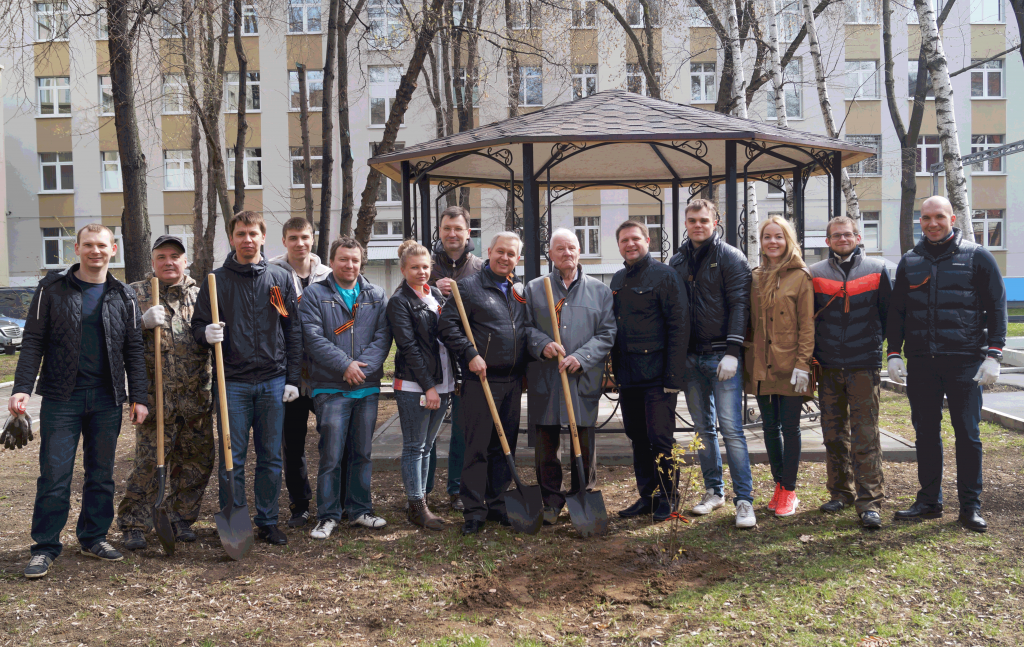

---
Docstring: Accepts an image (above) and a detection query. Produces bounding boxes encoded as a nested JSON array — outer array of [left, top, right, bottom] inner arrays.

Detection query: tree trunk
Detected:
[[336, 0, 366, 236], [724, 0, 759, 262], [232, 0, 247, 215], [767, 0, 796, 222], [296, 64, 314, 225], [1010, 0, 1024, 70], [318, 0, 340, 258]]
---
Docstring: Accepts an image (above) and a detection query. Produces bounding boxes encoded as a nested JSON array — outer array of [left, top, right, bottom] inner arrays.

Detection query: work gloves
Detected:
[[204, 322, 226, 345], [790, 368, 810, 393], [887, 356, 907, 384], [1, 413, 33, 450], [142, 305, 166, 330], [282, 385, 300, 403], [717, 355, 738, 382], [973, 357, 1000, 386]]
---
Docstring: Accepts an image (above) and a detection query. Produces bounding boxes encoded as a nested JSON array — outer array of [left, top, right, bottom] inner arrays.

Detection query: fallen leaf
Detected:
[[799, 535, 812, 543]]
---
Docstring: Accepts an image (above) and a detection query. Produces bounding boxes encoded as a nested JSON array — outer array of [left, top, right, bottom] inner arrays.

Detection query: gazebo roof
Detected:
[[369, 89, 875, 187]]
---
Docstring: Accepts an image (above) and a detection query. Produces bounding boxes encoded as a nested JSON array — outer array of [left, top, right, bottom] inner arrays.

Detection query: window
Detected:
[[845, 60, 879, 99], [289, 70, 324, 111], [164, 150, 194, 190], [161, 0, 187, 37], [572, 65, 597, 99], [231, 1, 258, 34], [225, 72, 261, 111], [368, 0, 402, 48], [626, 63, 661, 97], [847, 135, 881, 175], [685, 0, 711, 25], [225, 147, 262, 189], [970, 134, 1005, 173], [99, 75, 113, 115], [372, 220, 403, 238], [571, 0, 596, 27], [908, 60, 935, 97], [36, 2, 70, 40], [457, 67, 480, 106], [970, 0, 1003, 22], [690, 62, 716, 103], [574, 216, 600, 256], [629, 215, 663, 255], [767, 58, 802, 119], [290, 146, 323, 187], [861, 211, 880, 249], [42, 227, 76, 267], [916, 135, 940, 174], [512, 66, 543, 106], [972, 209, 1004, 248], [101, 151, 121, 191], [166, 225, 195, 259], [510, 0, 539, 29], [289, 0, 321, 33], [778, 0, 802, 41], [39, 152, 73, 192], [766, 181, 784, 197], [625, 0, 659, 27], [369, 65, 403, 124], [970, 59, 1003, 98], [845, 0, 878, 23], [37, 77, 70, 115], [371, 142, 404, 202], [163, 74, 188, 114], [98, 2, 108, 38]]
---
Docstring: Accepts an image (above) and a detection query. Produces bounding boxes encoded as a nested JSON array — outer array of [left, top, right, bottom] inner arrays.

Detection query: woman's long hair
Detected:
[[757, 215, 805, 309]]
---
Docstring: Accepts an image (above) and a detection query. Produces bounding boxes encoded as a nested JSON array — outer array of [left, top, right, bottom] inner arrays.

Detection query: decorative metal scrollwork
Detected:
[[411, 156, 439, 176], [759, 173, 787, 193], [437, 179, 460, 197], [737, 208, 748, 258], [482, 147, 514, 169], [549, 142, 589, 166], [633, 183, 662, 199], [667, 140, 709, 159], [688, 181, 709, 200]]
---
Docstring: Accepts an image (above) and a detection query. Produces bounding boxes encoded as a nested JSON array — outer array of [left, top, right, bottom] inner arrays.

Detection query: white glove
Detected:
[[887, 356, 907, 384], [790, 368, 810, 393], [282, 385, 300, 402], [973, 357, 1000, 386], [142, 305, 166, 330], [664, 388, 680, 394], [204, 322, 226, 345], [717, 355, 738, 382]]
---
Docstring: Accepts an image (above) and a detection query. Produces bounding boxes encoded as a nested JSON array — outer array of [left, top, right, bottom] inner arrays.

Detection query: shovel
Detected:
[[542, 277, 609, 538], [208, 273, 254, 560], [450, 281, 542, 535], [151, 278, 176, 555]]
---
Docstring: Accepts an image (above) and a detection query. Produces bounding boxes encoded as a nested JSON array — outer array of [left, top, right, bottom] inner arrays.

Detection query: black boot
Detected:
[[894, 501, 943, 521], [618, 497, 655, 518], [958, 508, 987, 533]]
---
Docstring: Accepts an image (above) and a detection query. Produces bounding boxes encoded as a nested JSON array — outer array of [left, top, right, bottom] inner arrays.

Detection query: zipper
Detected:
[[505, 291, 517, 378], [37, 287, 44, 319], [483, 333, 492, 363]]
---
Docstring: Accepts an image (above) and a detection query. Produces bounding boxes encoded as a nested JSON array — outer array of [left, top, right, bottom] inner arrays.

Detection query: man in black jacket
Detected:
[[10, 224, 148, 579], [192, 211, 303, 546], [668, 200, 755, 529], [438, 232, 528, 535], [887, 196, 1007, 533], [612, 220, 689, 522]]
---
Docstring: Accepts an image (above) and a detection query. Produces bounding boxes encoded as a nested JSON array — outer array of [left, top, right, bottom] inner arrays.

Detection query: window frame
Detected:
[[625, 0, 659, 27], [165, 225, 195, 259], [970, 59, 1003, 99], [571, 0, 596, 27], [101, 150, 122, 192], [98, 75, 114, 115], [225, 147, 263, 190], [970, 134, 1005, 174], [369, 65, 404, 125], [288, 0, 321, 33], [372, 219, 404, 238], [97, 2, 108, 39], [289, 69, 324, 112], [456, 67, 481, 107], [908, 60, 935, 98], [625, 62, 662, 97], [231, 1, 259, 34], [861, 210, 880, 250], [290, 146, 324, 188], [767, 57, 803, 120], [846, 135, 882, 175], [972, 209, 1005, 249], [513, 66, 543, 107], [690, 61, 716, 103], [39, 152, 74, 193], [367, 0, 403, 48], [162, 74, 189, 114], [574, 216, 601, 257], [37, 76, 71, 116], [572, 64, 597, 100], [845, 0, 878, 23], [915, 134, 941, 175], [41, 227, 77, 269], [163, 149, 195, 191], [510, 0, 539, 30], [778, 0, 803, 42], [35, 2, 70, 41], [844, 60, 879, 100], [969, 0, 1004, 23], [225, 71, 261, 112]]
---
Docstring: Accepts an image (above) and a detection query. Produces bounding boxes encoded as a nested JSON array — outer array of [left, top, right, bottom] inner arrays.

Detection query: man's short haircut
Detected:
[[76, 223, 114, 244], [489, 231, 523, 252], [685, 198, 718, 221], [282, 216, 314, 238], [549, 228, 579, 247], [228, 210, 266, 236], [440, 205, 471, 227], [616, 219, 649, 241], [330, 235, 366, 264], [825, 215, 861, 238]]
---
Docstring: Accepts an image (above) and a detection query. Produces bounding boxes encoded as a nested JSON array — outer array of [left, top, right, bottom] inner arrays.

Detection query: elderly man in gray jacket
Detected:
[[524, 228, 617, 525]]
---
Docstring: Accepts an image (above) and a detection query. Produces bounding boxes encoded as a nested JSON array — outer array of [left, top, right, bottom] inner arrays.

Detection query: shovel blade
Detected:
[[214, 503, 254, 561], [566, 489, 610, 538], [506, 484, 544, 535], [152, 465, 175, 555]]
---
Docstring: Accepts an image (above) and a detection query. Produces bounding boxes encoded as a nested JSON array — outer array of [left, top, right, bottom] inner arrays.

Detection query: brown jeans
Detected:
[[818, 368, 884, 513], [534, 425, 597, 510]]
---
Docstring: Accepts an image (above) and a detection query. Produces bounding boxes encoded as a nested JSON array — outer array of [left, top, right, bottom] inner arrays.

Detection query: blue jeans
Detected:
[[32, 387, 122, 558], [907, 357, 985, 509], [217, 376, 286, 528], [426, 393, 466, 496], [397, 391, 451, 500], [314, 392, 379, 520], [684, 352, 753, 504]]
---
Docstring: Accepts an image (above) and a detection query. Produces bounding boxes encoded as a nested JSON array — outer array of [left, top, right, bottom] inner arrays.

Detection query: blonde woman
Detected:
[[745, 216, 814, 517]]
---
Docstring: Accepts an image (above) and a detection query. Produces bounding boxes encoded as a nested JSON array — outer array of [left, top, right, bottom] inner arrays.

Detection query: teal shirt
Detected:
[[335, 279, 360, 311], [315, 279, 377, 399]]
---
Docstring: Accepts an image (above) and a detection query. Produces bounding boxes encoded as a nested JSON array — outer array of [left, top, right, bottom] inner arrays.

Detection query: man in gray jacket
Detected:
[[524, 229, 616, 524]]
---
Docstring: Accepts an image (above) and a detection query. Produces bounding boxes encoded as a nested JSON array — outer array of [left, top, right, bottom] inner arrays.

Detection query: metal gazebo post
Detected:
[[725, 140, 738, 247], [831, 151, 842, 220], [522, 143, 541, 281], [418, 173, 431, 247], [671, 178, 680, 253], [401, 161, 412, 239]]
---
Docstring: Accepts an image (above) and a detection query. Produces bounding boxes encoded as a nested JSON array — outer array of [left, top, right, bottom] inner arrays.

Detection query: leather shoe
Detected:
[[450, 494, 465, 512], [894, 501, 943, 521], [172, 521, 197, 542], [618, 497, 655, 518], [652, 498, 675, 522], [958, 508, 987, 533], [257, 524, 288, 545], [860, 510, 882, 529], [819, 500, 846, 513], [462, 519, 485, 535], [485, 509, 510, 526]]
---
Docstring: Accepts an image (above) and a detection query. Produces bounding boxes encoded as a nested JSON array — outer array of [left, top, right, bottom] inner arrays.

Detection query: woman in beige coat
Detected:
[[744, 216, 814, 518]]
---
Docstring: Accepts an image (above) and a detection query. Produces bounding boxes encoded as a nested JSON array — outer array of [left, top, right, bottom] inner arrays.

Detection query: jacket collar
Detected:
[[57, 264, 123, 291], [223, 250, 267, 275], [435, 245, 476, 271], [482, 262, 515, 286], [549, 265, 584, 292], [828, 246, 862, 271], [913, 227, 962, 260], [400, 280, 436, 300], [624, 252, 652, 276], [268, 252, 329, 277]]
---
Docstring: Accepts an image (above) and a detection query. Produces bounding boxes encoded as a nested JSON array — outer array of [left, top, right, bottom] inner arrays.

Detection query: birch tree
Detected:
[[337, 0, 368, 237], [725, 0, 759, 262], [767, 0, 794, 219]]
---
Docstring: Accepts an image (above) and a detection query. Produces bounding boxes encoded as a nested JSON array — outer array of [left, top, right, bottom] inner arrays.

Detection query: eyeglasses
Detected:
[[829, 232, 858, 240]]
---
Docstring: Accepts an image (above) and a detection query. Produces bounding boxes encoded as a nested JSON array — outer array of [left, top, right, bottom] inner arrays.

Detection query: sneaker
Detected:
[[310, 519, 338, 540], [819, 500, 847, 514], [691, 489, 725, 516], [735, 500, 757, 529], [81, 541, 124, 561], [288, 509, 311, 529], [775, 489, 799, 517], [767, 483, 783, 512], [172, 521, 197, 542], [257, 524, 288, 545], [122, 529, 147, 551], [352, 513, 387, 529], [24, 554, 53, 579]]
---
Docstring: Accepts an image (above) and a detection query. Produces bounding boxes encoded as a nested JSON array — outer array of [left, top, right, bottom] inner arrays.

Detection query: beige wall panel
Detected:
[[844, 101, 881, 133], [163, 191, 196, 216], [290, 189, 322, 214], [164, 214, 194, 226], [98, 117, 118, 150], [908, 28, 921, 55], [225, 114, 261, 147], [849, 177, 882, 200], [971, 100, 1005, 132], [159, 40, 186, 70], [225, 36, 261, 71], [570, 30, 599, 63], [245, 190, 264, 214], [287, 35, 324, 69], [36, 118, 72, 152], [972, 176, 1005, 209], [971, 25, 1005, 58], [100, 216, 122, 228], [39, 194, 75, 219], [908, 101, 937, 132], [33, 42, 70, 76], [97, 42, 110, 75], [990, 251, 1007, 274], [100, 194, 125, 216], [161, 115, 192, 149], [39, 217, 68, 228], [690, 28, 718, 62], [845, 25, 880, 59], [519, 51, 543, 66], [915, 178, 944, 199], [858, 199, 882, 212], [573, 189, 601, 220], [288, 112, 323, 146], [624, 30, 662, 64]]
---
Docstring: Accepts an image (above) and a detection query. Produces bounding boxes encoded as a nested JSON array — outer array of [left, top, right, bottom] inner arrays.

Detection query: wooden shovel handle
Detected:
[[543, 277, 583, 460], [449, 281, 513, 457], [151, 277, 165, 468], [208, 273, 233, 472]]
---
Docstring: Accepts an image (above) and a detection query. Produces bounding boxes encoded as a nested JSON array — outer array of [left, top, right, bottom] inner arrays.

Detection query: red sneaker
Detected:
[[775, 488, 799, 517], [767, 482, 783, 512]]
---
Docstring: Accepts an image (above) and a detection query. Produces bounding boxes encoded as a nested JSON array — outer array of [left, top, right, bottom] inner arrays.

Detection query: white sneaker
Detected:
[[691, 489, 726, 516], [351, 513, 387, 529], [735, 500, 757, 529], [310, 519, 337, 540]]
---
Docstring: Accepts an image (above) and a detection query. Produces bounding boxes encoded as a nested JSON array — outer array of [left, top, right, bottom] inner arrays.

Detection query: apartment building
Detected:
[[1, 0, 1021, 292]]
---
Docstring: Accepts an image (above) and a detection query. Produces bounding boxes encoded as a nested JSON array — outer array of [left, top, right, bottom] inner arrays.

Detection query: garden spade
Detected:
[[543, 277, 609, 538], [450, 281, 542, 535], [151, 277, 176, 556], [208, 273, 254, 560]]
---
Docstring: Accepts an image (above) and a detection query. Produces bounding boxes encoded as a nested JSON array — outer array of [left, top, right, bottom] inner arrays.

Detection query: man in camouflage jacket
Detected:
[[117, 235, 215, 549]]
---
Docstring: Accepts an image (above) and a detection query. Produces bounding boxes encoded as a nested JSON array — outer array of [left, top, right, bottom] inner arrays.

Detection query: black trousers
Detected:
[[459, 379, 521, 522], [620, 386, 677, 500], [282, 395, 314, 512], [534, 425, 597, 510]]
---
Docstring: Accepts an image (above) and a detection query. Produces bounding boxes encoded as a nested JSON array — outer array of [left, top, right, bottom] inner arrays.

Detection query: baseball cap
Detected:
[[152, 234, 187, 253]]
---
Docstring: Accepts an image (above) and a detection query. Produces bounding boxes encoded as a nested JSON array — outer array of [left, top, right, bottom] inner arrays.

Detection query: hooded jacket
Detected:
[[267, 253, 333, 302]]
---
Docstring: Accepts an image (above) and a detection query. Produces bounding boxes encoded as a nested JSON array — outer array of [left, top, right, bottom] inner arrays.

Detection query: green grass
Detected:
[[0, 353, 17, 383]]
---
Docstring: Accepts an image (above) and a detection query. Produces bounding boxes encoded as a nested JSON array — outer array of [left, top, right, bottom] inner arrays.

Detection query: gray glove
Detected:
[[142, 305, 166, 330], [1, 413, 34, 450]]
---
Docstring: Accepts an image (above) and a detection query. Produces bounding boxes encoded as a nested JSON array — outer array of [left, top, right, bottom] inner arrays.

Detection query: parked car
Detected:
[[0, 317, 24, 355]]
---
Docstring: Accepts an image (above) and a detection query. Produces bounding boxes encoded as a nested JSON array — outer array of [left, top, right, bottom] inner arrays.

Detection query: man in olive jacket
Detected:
[[524, 229, 616, 524]]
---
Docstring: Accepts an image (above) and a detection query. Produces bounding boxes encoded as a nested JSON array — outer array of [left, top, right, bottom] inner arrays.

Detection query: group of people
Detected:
[[8, 194, 1006, 580]]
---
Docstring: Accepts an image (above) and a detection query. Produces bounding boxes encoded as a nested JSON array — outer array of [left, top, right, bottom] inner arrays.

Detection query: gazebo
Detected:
[[368, 89, 874, 281]]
